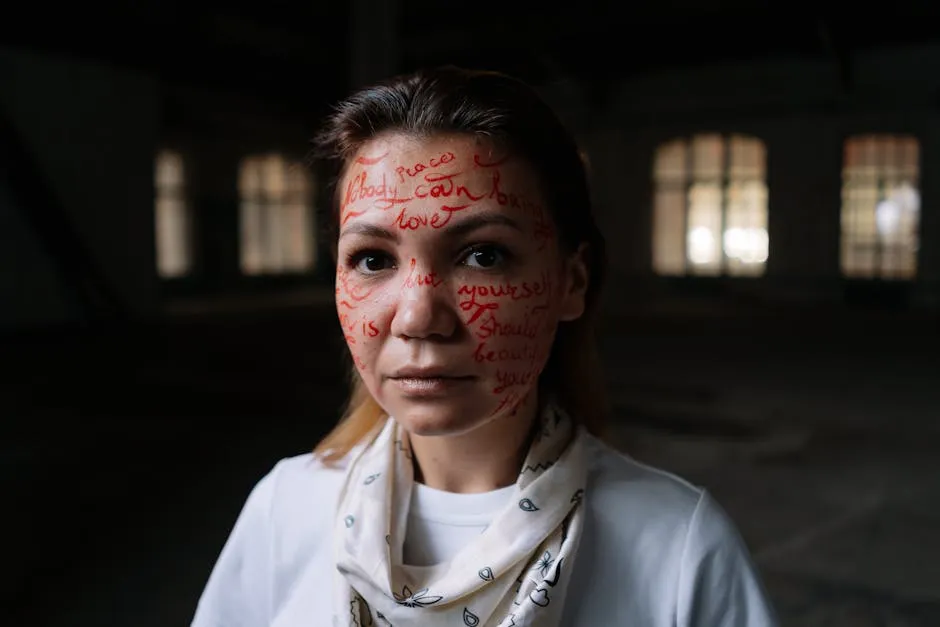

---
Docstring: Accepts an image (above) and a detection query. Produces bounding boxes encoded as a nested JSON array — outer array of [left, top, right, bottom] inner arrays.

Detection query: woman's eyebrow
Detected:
[[339, 222, 399, 242], [444, 212, 522, 238], [339, 211, 522, 241]]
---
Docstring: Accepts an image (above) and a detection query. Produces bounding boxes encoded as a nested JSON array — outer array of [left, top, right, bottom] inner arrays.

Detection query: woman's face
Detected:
[[335, 132, 588, 437]]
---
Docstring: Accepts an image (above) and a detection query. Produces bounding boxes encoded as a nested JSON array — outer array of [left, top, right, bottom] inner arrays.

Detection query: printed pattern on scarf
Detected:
[[333, 404, 587, 626]]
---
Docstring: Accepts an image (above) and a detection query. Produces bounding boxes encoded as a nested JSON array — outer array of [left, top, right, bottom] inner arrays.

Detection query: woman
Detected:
[[191, 66, 778, 626]]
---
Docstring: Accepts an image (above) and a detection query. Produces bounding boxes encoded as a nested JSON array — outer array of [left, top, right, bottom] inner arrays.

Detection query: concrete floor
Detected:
[[6, 305, 939, 626]]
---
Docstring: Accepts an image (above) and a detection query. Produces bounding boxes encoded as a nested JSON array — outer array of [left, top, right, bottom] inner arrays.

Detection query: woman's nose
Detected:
[[389, 262, 459, 340]]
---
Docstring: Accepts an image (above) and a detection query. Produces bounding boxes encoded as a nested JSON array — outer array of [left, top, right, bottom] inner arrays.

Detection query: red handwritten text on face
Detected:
[[484, 170, 555, 249], [336, 267, 375, 307], [493, 365, 545, 394], [476, 305, 547, 340], [341, 172, 411, 223], [456, 272, 552, 325], [340, 141, 565, 415], [355, 151, 388, 165], [404, 258, 444, 288], [396, 151, 456, 182], [394, 204, 470, 230], [457, 274, 551, 303], [413, 172, 484, 201], [473, 341, 541, 364]]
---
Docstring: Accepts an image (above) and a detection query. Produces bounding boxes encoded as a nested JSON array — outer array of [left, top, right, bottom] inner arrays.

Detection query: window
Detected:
[[154, 150, 192, 278], [652, 134, 769, 277], [841, 135, 920, 279], [238, 154, 316, 275]]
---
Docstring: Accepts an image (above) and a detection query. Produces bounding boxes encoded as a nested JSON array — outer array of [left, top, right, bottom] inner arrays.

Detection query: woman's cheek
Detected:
[[458, 271, 557, 414], [335, 268, 381, 372]]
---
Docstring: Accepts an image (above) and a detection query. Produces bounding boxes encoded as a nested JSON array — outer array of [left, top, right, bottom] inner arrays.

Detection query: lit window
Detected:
[[841, 135, 920, 279], [652, 134, 769, 277], [238, 154, 316, 275], [154, 150, 192, 278]]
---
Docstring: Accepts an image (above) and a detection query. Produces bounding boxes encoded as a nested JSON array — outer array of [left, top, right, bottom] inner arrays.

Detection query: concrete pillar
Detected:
[[763, 115, 844, 304]]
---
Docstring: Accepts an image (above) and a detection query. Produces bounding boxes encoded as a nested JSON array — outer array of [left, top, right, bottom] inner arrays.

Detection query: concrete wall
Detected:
[[560, 44, 940, 311], [0, 47, 159, 327]]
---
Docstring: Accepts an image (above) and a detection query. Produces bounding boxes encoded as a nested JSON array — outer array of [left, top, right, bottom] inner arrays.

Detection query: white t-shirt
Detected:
[[191, 434, 779, 626]]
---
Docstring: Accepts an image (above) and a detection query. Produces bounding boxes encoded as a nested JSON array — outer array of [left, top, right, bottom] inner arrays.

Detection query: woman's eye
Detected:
[[352, 252, 394, 274], [463, 245, 507, 269]]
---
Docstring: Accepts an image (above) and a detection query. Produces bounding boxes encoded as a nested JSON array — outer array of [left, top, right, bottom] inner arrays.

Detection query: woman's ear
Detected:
[[559, 243, 590, 322]]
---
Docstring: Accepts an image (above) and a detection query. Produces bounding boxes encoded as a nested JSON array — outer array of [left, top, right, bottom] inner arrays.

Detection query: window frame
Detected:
[[154, 147, 196, 280], [651, 132, 770, 278], [237, 152, 319, 277], [839, 133, 922, 282]]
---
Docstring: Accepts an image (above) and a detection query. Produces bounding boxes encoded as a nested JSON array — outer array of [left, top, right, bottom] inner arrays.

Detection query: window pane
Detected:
[[652, 134, 768, 277], [653, 188, 687, 275], [239, 153, 317, 274], [238, 157, 263, 198], [725, 180, 768, 276], [264, 201, 284, 272], [877, 182, 920, 279], [263, 155, 287, 198], [654, 139, 688, 184], [155, 196, 190, 277], [691, 134, 724, 181], [155, 150, 191, 278], [842, 135, 920, 279], [842, 183, 879, 277], [653, 139, 688, 275], [687, 182, 723, 275], [725, 135, 769, 277], [240, 198, 264, 275], [729, 135, 766, 180]]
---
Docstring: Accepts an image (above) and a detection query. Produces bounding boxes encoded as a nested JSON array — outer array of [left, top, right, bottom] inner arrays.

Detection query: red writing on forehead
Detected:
[[341, 172, 410, 223], [355, 151, 388, 165], [414, 172, 483, 201], [394, 204, 470, 230], [485, 170, 554, 248], [343, 150, 555, 250], [396, 151, 456, 183]]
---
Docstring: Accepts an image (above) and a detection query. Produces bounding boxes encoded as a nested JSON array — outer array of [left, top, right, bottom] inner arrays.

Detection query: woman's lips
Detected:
[[389, 376, 476, 397]]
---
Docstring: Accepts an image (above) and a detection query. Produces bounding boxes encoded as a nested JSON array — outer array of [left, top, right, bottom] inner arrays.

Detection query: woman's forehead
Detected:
[[350, 132, 503, 168], [337, 132, 547, 229]]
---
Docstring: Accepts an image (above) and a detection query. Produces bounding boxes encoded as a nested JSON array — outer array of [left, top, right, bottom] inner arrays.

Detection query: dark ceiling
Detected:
[[4, 2, 940, 113]]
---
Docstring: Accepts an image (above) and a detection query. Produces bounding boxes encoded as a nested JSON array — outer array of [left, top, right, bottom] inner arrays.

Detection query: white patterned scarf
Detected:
[[333, 403, 587, 626]]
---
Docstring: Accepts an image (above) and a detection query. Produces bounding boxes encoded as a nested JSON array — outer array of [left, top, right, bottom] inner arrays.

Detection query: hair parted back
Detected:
[[310, 65, 608, 462]]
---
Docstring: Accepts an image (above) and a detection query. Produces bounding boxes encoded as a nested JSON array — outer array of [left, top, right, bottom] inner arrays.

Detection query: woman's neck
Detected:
[[408, 395, 540, 494]]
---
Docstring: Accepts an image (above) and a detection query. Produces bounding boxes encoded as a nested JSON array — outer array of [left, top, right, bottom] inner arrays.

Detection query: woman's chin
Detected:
[[386, 400, 497, 438]]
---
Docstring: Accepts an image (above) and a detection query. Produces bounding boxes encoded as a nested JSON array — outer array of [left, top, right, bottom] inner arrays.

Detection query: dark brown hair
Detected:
[[310, 66, 608, 461]]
